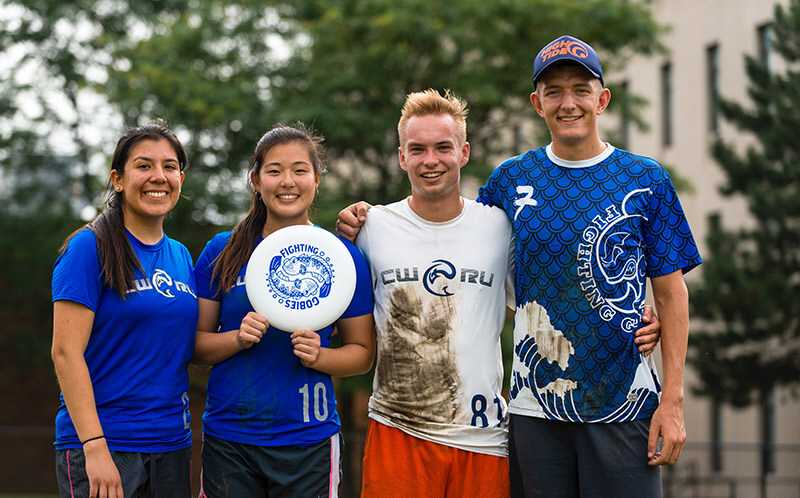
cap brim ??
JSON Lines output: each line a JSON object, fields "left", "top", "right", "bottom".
{"left": 533, "top": 58, "right": 602, "bottom": 86}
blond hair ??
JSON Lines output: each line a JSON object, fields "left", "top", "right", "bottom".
{"left": 397, "top": 89, "right": 469, "bottom": 145}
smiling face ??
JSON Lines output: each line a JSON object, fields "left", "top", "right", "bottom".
{"left": 531, "top": 63, "right": 610, "bottom": 155}
{"left": 398, "top": 113, "right": 470, "bottom": 204}
{"left": 111, "top": 138, "right": 184, "bottom": 228}
{"left": 252, "top": 141, "right": 319, "bottom": 227}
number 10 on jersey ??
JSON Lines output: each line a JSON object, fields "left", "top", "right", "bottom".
{"left": 299, "top": 382, "right": 329, "bottom": 423}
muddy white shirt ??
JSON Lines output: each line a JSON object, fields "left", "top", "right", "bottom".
{"left": 356, "top": 198, "right": 513, "bottom": 457}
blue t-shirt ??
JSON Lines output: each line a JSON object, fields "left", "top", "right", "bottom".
{"left": 478, "top": 145, "right": 702, "bottom": 422}
{"left": 194, "top": 230, "right": 374, "bottom": 446}
{"left": 51, "top": 228, "right": 198, "bottom": 451}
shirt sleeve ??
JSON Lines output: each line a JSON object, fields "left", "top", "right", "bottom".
{"left": 477, "top": 167, "right": 501, "bottom": 207}
{"left": 51, "top": 229, "right": 103, "bottom": 311}
{"left": 643, "top": 179, "right": 703, "bottom": 277}
{"left": 194, "top": 233, "right": 227, "bottom": 301}
{"left": 339, "top": 237, "right": 374, "bottom": 319}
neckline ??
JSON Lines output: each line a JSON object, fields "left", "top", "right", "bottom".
{"left": 545, "top": 143, "right": 615, "bottom": 168}
{"left": 402, "top": 197, "right": 469, "bottom": 226}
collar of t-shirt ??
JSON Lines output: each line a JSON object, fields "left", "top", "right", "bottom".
{"left": 545, "top": 143, "right": 616, "bottom": 169}
{"left": 402, "top": 196, "right": 469, "bottom": 226}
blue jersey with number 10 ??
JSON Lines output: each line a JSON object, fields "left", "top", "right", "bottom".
{"left": 194, "top": 231, "right": 373, "bottom": 446}
{"left": 478, "top": 145, "right": 702, "bottom": 423}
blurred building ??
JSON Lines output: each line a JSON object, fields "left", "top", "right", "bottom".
{"left": 607, "top": 1, "right": 800, "bottom": 496}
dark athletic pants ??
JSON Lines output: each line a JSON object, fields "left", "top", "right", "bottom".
{"left": 56, "top": 446, "right": 191, "bottom": 498}
{"left": 510, "top": 414, "right": 662, "bottom": 498}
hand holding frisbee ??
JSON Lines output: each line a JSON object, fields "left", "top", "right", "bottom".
{"left": 244, "top": 225, "right": 357, "bottom": 332}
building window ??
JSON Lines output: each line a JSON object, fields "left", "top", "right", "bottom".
{"left": 660, "top": 63, "right": 672, "bottom": 147}
{"left": 757, "top": 23, "right": 774, "bottom": 72}
{"left": 619, "top": 80, "right": 630, "bottom": 149}
{"left": 707, "top": 43, "right": 720, "bottom": 134}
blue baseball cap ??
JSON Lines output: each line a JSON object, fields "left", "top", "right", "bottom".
{"left": 532, "top": 35, "right": 604, "bottom": 87}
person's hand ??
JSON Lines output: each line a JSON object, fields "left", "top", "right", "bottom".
{"left": 83, "top": 438, "right": 123, "bottom": 498}
{"left": 336, "top": 201, "right": 371, "bottom": 241}
{"left": 291, "top": 329, "right": 321, "bottom": 367}
{"left": 647, "top": 397, "right": 686, "bottom": 465}
{"left": 238, "top": 312, "right": 268, "bottom": 349}
{"left": 634, "top": 305, "right": 660, "bottom": 356}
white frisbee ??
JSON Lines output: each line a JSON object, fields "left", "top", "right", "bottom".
{"left": 245, "top": 225, "right": 357, "bottom": 332}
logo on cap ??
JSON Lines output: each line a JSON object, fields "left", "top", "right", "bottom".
{"left": 540, "top": 38, "right": 590, "bottom": 63}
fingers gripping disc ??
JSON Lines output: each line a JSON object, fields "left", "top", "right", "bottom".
{"left": 245, "top": 225, "right": 357, "bottom": 332}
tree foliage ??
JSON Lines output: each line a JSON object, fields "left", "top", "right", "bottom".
{"left": 689, "top": 1, "right": 800, "bottom": 406}
{"left": 268, "top": 0, "right": 663, "bottom": 208}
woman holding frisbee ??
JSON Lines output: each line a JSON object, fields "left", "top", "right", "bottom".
{"left": 51, "top": 123, "right": 197, "bottom": 498}
{"left": 194, "top": 124, "right": 375, "bottom": 498}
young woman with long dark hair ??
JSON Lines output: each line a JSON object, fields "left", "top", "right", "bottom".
{"left": 194, "top": 124, "right": 375, "bottom": 498}
{"left": 51, "top": 123, "right": 197, "bottom": 498}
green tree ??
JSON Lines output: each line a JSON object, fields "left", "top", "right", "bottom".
{"left": 268, "top": 0, "right": 663, "bottom": 214}
{"left": 689, "top": 1, "right": 800, "bottom": 407}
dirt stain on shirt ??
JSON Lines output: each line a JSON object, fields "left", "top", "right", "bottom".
{"left": 372, "top": 286, "right": 462, "bottom": 428}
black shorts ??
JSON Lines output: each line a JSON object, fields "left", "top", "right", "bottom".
{"left": 509, "top": 415, "right": 661, "bottom": 498}
{"left": 200, "top": 433, "right": 341, "bottom": 498}
{"left": 55, "top": 446, "right": 191, "bottom": 498}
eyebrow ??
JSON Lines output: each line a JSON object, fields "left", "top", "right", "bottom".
{"left": 264, "top": 160, "right": 312, "bottom": 167}
{"left": 131, "top": 155, "right": 179, "bottom": 163}
{"left": 407, "top": 140, "right": 455, "bottom": 147}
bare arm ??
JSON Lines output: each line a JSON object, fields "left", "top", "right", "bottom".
{"left": 291, "top": 314, "right": 376, "bottom": 376}
{"left": 647, "top": 270, "right": 689, "bottom": 465}
{"left": 193, "top": 297, "right": 269, "bottom": 365}
{"left": 335, "top": 201, "right": 372, "bottom": 241}
{"left": 51, "top": 301, "right": 122, "bottom": 498}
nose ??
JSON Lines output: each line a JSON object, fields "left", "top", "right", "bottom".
{"left": 422, "top": 148, "right": 438, "bottom": 166}
{"left": 560, "top": 90, "right": 577, "bottom": 110}
{"left": 279, "top": 170, "right": 296, "bottom": 187}
{"left": 150, "top": 164, "right": 168, "bottom": 183}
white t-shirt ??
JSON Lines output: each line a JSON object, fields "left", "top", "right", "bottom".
{"left": 356, "top": 198, "right": 513, "bottom": 457}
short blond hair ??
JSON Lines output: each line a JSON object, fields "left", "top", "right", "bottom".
{"left": 398, "top": 89, "right": 468, "bottom": 145}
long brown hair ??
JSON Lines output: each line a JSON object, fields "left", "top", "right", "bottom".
{"left": 212, "top": 123, "right": 325, "bottom": 293}
{"left": 59, "top": 122, "right": 188, "bottom": 296}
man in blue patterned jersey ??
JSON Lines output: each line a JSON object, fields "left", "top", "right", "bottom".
{"left": 476, "top": 35, "right": 702, "bottom": 497}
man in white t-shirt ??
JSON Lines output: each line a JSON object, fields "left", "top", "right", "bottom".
{"left": 354, "top": 89, "right": 513, "bottom": 497}
{"left": 339, "top": 89, "right": 660, "bottom": 498}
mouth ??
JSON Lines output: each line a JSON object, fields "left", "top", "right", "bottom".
{"left": 420, "top": 171, "right": 445, "bottom": 180}
{"left": 143, "top": 191, "right": 169, "bottom": 199}
{"left": 557, "top": 115, "right": 583, "bottom": 123}
{"left": 276, "top": 193, "right": 300, "bottom": 201}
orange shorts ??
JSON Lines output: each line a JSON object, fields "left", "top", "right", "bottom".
{"left": 360, "top": 419, "right": 509, "bottom": 498}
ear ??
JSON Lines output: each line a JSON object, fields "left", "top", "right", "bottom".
{"left": 398, "top": 145, "right": 409, "bottom": 173}
{"left": 459, "top": 141, "right": 471, "bottom": 168}
{"left": 530, "top": 91, "right": 545, "bottom": 118}
{"left": 597, "top": 87, "right": 611, "bottom": 115}
{"left": 249, "top": 168, "right": 260, "bottom": 190}
{"left": 110, "top": 169, "right": 123, "bottom": 192}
